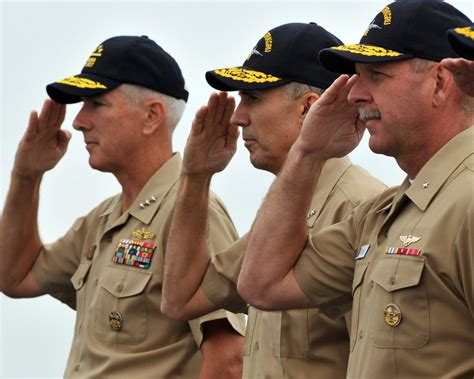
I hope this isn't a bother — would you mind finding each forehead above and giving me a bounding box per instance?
[355,60,413,74]
[238,86,285,98]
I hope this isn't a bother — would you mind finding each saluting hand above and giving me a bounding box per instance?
[182,92,239,176]
[13,99,70,179]
[295,75,365,159]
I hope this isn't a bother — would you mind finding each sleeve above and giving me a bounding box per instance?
[31,216,87,309]
[188,310,246,347]
[186,194,247,346]
[294,211,359,319]
[451,202,474,318]
[201,234,249,314]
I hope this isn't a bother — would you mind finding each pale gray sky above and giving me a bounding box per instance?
[1,1,472,377]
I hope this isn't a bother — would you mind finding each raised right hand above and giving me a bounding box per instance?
[182,92,239,177]
[295,75,365,160]
[13,99,70,179]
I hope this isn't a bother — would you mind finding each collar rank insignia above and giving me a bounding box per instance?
[112,239,156,269]
[399,235,421,247]
[132,228,155,240]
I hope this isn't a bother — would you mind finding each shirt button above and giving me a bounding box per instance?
[389,276,396,285]
[77,279,83,287]
[74,365,80,372]
[94,279,99,286]
[358,330,363,339]
[116,283,124,292]
[255,341,260,350]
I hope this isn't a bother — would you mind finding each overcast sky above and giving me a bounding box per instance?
[1,0,472,377]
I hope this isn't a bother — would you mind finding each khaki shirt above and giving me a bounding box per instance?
[295,127,474,378]
[32,154,245,378]
[202,157,386,378]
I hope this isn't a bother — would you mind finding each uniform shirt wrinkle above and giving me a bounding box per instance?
[201,157,386,379]
[30,152,245,378]
[295,126,474,378]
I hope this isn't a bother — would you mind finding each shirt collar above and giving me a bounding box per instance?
[100,153,182,228]
[405,126,473,211]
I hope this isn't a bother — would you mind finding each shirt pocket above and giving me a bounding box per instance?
[274,310,309,358]
[350,260,369,351]
[71,259,92,335]
[370,256,429,348]
[94,265,152,344]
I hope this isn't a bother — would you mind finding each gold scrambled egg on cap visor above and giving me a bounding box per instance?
[318,43,411,74]
[447,25,474,60]
[47,72,122,104]
[205,66,291,91]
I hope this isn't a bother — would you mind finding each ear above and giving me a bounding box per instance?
[299,92,320,124]
[143,100,165,135]
[431,64,453,108]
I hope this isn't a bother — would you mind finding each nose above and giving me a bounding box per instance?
[72,104,91,131]
[347,74,372,106]
[230,102,250,128]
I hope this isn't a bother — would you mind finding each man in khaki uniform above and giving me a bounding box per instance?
[443,22,474,96]
[239,2,474,378]
[0,35,245,378]
[161,23,385,378]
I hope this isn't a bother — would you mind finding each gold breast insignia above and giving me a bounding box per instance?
[132,228,155,240]
[399,235,421,247]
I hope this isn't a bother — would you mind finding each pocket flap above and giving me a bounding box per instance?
[101,266,152,298]
[352,261,369,295]
[371,256,424,292]
[71,260,92,290]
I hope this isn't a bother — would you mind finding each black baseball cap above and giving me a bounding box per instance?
[447,23,474,60]
[47,35,188,104]
[319,0,472,74]
[206,22,343,91]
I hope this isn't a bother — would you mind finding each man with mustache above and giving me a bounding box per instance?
[0,35,245,378]
[239,1,474,378]
[161,23,385,378]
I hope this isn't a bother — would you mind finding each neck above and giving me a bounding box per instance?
[116,147,173,212]
[398,111,471,179]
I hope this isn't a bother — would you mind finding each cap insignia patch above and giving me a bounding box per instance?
[84,44,104,68]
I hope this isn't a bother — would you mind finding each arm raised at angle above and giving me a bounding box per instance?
[238,75,364,310]
[0,99,70,297]
[162,92,239,320]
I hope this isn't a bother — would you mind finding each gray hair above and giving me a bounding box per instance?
[282,82,323,100]
[119,83,186,132]
[410,58,473,113]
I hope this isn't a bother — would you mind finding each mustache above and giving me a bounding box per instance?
[358,108,381,121]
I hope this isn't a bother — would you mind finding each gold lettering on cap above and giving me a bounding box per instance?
[382,6,392,26]
[264,32,272,53]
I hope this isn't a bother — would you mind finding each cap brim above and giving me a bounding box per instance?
[319,44,412,74]
[447,26,474,60]
[46,73,122,104]
[205,66,291,91]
